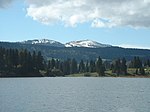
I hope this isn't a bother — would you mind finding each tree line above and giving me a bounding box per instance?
[0,47,149,77]
[0,47,44,77]
[46,56,106,77]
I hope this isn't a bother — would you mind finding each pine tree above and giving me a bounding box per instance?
[139,67,145,75]
[32,51,37,70]
[20,49,28,75]
[0,47,5,71]
[85,61,89,72]
[47,60,51,69]
[79,59,85,73]
[59,61,63,72]
[132,56,142,74]
[145,59,150,67]
[70,58,77,74]
[89,60,95,72]
[62,59,70,75]
[112,59,121,76]
[96,56,105,76]
[55,59,60,69]
[121,58,127,75]
[13,49,19,68]
[148,59,150,67]
[27,52,33,72]
[37,51,44,70]
[51,58,55,69]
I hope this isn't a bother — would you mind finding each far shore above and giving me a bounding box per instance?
[1,76,150,78]
[1,72,150,78]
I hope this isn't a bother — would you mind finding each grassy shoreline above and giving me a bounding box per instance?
[66,72,150,78]
[1,71,150,78]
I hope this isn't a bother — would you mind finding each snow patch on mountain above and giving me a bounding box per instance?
[20,39,112,48]
[65,39,111,48]
[21,39,65,47]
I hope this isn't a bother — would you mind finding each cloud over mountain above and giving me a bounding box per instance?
[0,0,14,8]
[26,0,150,28]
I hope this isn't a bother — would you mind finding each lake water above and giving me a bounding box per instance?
[0,77,150,112]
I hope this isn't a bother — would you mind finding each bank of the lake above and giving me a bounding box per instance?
[66,72,150,78]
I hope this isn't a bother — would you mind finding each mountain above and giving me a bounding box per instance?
[0,41,150,61]
[20,39,111,48]
[65,39,111,48]
[20,39,65,47]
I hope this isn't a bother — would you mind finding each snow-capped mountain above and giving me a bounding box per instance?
[20,39,112,48]
[20,39,65,47]
[65,39,111,48]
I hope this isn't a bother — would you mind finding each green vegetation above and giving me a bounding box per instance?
[1,42,150,62]
[0,47,150,77]
[0,47,44,77]
[66,72,99,77]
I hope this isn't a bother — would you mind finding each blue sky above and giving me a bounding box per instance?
[0,0,150,49]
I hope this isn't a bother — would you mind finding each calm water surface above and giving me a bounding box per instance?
[0,77,150,112]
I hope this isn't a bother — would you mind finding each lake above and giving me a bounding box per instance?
[0,77,150,112]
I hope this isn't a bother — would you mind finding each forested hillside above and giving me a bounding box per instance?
[0,47,150,77]
[0,42,150,61]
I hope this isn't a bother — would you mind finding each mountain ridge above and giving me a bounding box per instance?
[0,41,150,61]
[19,39,112,48]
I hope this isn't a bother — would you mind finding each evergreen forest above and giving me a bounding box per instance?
[0,47,150,77]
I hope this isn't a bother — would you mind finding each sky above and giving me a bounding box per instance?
[0,0,150,49]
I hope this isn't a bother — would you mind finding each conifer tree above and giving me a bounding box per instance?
[13,49,19,68]
[70,58,77,74]
[85,61,89,72]
[32,51,37,70]
[89,60,95,72]
[112,59,121,76]
[59,61,63,72]
[37,51,44,70]
[51,58,55,69]
[79,59,85,73]
[0,47,5,71]
[131,56,143,74]
[148,59,150,67]
[55,59,60,69]
[96,56,105,76]
[144,59,150,67]
[139,67,145,75]
[62,59,70,75]
[47,60,51,69]
[121,58,127,75]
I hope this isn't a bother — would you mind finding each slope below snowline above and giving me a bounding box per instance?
[0,42,150,61]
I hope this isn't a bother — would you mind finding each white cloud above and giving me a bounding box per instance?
[92,19,106,28]
[0,0,14,8]
[26,0,150,28]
